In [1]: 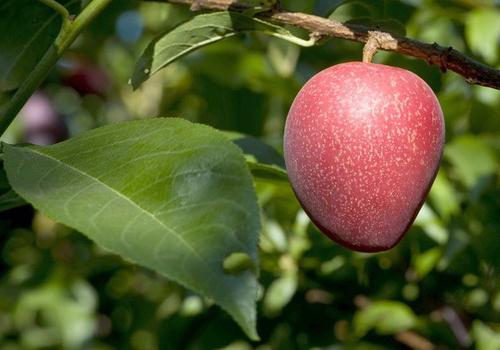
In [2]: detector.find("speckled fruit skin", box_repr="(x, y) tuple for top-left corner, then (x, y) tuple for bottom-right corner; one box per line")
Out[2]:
(284, 62), (444, 252)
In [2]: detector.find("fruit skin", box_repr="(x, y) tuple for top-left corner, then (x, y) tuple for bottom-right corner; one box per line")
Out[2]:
(284, 62), (444, 252)
(62, 60), (109, 96)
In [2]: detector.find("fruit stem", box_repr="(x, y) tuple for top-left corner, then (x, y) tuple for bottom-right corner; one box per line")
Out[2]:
(362, 31), (394, 63)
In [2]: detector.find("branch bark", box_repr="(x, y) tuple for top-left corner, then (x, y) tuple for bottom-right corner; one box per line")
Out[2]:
(144, 0), (500, 90)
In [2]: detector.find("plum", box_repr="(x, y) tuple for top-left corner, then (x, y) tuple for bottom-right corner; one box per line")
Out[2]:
(21, 92), (68, 145)
(284, 62), (444, 252)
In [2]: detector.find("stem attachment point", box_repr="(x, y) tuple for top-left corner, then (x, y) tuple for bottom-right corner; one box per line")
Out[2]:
(362, 31), (397, 63)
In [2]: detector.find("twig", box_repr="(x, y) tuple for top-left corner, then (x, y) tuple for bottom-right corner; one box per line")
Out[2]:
(142, 0), (500, 90)
(0, 0), (114, 136)
(395, 331), (435, 350)
(37, 0), (72, 45)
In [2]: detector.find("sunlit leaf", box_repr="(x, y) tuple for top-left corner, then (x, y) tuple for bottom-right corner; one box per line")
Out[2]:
(413, 204), (448, 244)
(4, 118), (260, 339)
(428, 169), (460, 221)
(414, 247), (441, 279)
(472, 320), (500, 350)
(354, 301), (417, 336)
(444, 136), (497, 189)
(263, 274), (297, 316)
(14, 279), (96, 349)
(465, 8), (500, 64)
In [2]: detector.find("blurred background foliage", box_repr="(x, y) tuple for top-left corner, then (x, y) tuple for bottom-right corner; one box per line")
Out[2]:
(1, 0), (499, 349)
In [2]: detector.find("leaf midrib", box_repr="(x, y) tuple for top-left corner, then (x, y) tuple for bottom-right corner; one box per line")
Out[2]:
(28, 147), (208, 269)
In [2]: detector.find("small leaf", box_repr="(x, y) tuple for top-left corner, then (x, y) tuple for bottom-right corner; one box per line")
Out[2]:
(472, 320), (500, 350)
(444, 136), (497, 189)
(247, 162), (289, 184)
(223, 252), (255, 275)
(225, 132), (290, 185)
(0, 0), (79, 91)
(132, 12), (313, 88)
(414, 204), (448, 244)
(414, 247), (441, 279)
(465, 8), (500, 64)
(354, 301), (417, 336)
(428, 169), (460, 221)
(4, 118), (261, 340)
(226, 132), (286, 169)
(327, 0), (382, 20)
(263, 274), (297, 316)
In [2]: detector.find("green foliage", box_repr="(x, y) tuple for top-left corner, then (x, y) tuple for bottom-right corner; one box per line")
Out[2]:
(0, 0), (78, 92)
(472, 320), (500, 350)
(353, 301), (417, 336)
(328, 0), (408, 35)
(444, 135), (497, 189)
(465, 7), (500, 64)
(132, 11), (313, 88)
(0, 161), (26, 211)
(4, 119), (261, 339)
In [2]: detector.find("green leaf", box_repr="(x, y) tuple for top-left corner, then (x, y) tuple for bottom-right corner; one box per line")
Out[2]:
(0, 160), (26, 211)
(4, 118), (260, 340)
(354, 301), (417, 336)
(132, 11), (313, 89)
(0, 189), (27, 212)
(247, 162), (289, 184)
(0, 0), (79, 91)
(413, 247), (441, 279)
(225, 132), (290, 185)
(413, 204), (448, 244)
(428, 169), (460, 221)
(327, 0), (383, 21)
(14, 279), (96, 349)
(465, 8), (500, 64)
(444, 136), (497, 189)
(263, 274), (297, 316)
(472, 320), (500, 350)
(223, 252), (256, 275)
(226, 132), (286, 169)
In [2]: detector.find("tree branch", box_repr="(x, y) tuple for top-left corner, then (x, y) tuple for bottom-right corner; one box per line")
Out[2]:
(144, 0), (500, 90)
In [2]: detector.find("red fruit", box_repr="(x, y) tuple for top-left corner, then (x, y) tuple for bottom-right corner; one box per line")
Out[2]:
(284, 62), (444, 252)
(63, 62), (109, 96)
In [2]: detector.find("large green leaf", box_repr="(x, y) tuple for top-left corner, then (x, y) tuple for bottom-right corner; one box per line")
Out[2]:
(0, 0), (79, 91)
(4, 118), (260, 339)
(132, 11), (313, 88)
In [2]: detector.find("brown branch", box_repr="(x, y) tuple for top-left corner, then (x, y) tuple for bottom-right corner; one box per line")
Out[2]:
(395, 331), (435, 350)
(142, 0), (500, 90)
